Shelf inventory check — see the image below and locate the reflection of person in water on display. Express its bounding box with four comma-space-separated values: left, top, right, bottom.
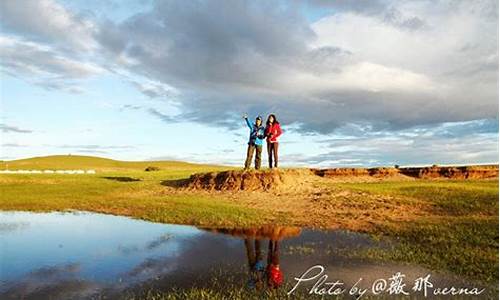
266, 239, 283, 288
204, 226, 297, 291
244, 238, 265, 290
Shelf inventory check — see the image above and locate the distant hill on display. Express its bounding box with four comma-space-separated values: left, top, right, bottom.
0, 155, 225, 171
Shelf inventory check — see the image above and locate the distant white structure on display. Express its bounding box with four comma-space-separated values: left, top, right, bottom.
0, 169, 97, 174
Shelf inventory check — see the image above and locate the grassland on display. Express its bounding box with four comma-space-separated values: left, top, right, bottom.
0, 155, 498, 286
336, 181, 499, 284
0, 155, 265, 227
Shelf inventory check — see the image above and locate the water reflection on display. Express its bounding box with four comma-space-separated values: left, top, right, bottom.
206, 226, 301, 291
0, 211, 485, 299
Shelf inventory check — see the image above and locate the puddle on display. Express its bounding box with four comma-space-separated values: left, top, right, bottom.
0, 211, 489, 299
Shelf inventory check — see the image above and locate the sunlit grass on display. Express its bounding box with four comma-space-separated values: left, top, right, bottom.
336, 180, 499, 284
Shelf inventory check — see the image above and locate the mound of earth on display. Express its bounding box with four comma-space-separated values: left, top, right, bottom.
314, 165, 498, 180
183, 165, 498, 192
314, 167, 402, 178
185, 169, 317, 192
398, 165, 498, 179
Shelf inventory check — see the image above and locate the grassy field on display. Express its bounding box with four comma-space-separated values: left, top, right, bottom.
0, 155, 265, 227
0, 155, 498, 286
336, 181, 499, 284
0, 154, 225, 172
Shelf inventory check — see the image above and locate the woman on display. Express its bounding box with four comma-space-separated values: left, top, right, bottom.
243, 113, 265, 170
265, 114, 282, 169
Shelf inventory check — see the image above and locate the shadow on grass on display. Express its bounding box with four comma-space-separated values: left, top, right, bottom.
160, 178, 190, 188
102, 176, 141, 182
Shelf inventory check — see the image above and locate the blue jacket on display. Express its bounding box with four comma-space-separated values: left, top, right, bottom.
245, 118, 265, 146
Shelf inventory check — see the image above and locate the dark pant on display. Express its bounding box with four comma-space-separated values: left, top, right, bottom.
268, 240, 280, 265
245, 144, 262, 169
267, 142, 279, 168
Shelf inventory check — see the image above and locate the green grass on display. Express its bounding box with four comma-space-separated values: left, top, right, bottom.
0, 154, 227, 172
337, 180, 498, 215
336, 180, 499, 284
0, 172, 267, 227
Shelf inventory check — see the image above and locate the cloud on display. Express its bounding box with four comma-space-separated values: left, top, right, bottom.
0, 36, 103, 92
89, 0, 498, 134
301, 134, 498, 167
2, 143, 28, 147
0, 0, 97, 51
129, 80, 177, 99
0, 0, 104, 92
120, 104, 142, 111
56, 144, 135, 150
307, 0, 388, 16
292, 119, 499, 167
0, 123, 33, 133
147, 108, 178, 123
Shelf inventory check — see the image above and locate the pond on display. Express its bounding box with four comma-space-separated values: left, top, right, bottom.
0, 211, 486, 299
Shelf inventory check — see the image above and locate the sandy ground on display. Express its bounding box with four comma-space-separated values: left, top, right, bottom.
166, 169, 434, 231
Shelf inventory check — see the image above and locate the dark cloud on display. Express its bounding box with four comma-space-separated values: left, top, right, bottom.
307, 0, 388, 16
108, 0, 314, 89
91, 0, 498, 134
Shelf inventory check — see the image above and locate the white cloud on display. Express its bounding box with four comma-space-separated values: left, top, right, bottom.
330, 62, 437, 92
0, 36, 104, 92
0, 0, 98, 51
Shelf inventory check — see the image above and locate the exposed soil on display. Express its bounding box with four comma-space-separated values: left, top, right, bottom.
171, 164, 498, 231
185, 169, 318, 192
185, 165, 498, 192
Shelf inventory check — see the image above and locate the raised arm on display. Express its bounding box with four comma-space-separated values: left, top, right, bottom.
245, 117, 253, 130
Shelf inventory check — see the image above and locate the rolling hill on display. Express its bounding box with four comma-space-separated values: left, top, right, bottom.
1, 155, 226, 172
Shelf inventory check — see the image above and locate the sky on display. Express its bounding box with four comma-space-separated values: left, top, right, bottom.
0, 0, 498, 167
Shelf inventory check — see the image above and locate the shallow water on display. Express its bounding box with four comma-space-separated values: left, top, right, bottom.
0, 211, 488, 299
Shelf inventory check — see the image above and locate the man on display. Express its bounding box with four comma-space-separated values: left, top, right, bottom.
243, 113, 265, 170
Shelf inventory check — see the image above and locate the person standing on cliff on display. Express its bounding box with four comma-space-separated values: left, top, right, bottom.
243, 113, 265, 170
265, 114, 282, 169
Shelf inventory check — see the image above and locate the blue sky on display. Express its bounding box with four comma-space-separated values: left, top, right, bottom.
0, 0, 498, 167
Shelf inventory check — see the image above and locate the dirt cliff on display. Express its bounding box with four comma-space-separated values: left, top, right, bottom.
314, 165, 498, 179
184, 165, 498, 192
186, 169, 316, 192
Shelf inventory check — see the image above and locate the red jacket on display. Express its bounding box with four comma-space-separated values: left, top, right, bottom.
265, 123, 282, 143
267, 264, 283, 287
